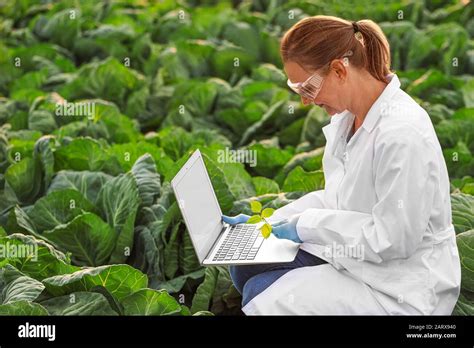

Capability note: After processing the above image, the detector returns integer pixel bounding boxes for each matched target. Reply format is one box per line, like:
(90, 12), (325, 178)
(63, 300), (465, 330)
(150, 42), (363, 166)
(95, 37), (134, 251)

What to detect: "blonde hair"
(280, 15), (393, 83)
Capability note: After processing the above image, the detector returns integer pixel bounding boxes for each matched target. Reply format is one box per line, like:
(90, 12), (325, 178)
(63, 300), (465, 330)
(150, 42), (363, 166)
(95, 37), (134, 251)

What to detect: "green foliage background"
(0, 0), (473, 315)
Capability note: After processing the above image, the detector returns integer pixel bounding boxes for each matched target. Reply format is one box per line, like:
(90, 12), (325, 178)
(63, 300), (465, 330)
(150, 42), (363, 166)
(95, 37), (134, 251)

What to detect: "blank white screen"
(174, 156), (223, 263)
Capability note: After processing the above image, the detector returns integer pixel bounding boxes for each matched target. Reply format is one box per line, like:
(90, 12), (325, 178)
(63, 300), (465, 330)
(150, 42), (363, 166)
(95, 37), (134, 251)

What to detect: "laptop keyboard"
(212, 224), (265, 262)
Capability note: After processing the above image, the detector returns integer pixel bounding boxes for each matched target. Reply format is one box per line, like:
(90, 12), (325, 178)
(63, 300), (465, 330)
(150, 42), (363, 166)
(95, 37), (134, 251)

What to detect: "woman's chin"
(324, 105), (337, 115)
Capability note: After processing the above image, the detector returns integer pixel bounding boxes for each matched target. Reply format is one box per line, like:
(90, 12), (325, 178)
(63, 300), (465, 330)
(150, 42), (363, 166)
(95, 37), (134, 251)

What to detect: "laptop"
(171, 149), (300, 266)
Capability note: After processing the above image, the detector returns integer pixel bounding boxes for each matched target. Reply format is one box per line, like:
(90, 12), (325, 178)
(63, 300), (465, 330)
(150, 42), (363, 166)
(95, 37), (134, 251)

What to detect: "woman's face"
(284, 60), (348, 116)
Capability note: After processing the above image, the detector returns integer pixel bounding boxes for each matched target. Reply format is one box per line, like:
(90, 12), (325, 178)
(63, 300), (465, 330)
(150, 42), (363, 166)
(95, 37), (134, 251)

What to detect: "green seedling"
(246, 200), (275, 238)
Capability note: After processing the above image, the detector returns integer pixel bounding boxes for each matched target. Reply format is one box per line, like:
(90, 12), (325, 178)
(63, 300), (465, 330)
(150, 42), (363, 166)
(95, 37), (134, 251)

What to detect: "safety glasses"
(287, 72), (324, 101)
(287, 51), (353, 101)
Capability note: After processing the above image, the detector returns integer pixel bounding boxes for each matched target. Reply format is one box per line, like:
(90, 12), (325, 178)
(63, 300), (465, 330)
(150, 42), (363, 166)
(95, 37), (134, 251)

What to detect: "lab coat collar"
(322, 73), (401, 144)
(361, 73), (400, 133)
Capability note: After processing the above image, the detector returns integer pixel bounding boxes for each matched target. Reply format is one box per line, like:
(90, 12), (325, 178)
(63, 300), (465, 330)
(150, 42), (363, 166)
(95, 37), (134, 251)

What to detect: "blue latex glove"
(272, 215), (303, 243)
(222, 214), (250, 225)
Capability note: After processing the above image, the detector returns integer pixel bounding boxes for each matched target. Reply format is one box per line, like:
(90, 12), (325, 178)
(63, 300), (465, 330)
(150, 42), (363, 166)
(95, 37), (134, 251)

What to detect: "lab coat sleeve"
(296, 127), (438, 263)
(266, 189), (326, 225)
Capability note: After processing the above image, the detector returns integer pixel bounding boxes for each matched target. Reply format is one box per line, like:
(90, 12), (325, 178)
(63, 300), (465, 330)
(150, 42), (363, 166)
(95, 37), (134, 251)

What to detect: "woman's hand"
(272, 214), (303, 243)
(222, 214), (250, 225)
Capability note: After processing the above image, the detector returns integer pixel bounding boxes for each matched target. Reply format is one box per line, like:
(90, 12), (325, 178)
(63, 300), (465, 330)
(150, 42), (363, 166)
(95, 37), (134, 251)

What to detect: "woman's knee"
(242, 269), (289, 307)
(229, 265), (248, 294)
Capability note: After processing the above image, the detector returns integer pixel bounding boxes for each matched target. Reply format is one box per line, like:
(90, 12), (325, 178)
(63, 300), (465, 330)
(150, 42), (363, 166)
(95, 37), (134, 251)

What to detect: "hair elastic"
(352, 21), (359, 33)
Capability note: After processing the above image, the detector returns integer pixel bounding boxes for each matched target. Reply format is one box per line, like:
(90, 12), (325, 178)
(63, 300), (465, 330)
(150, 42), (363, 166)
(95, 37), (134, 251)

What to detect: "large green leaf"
(453, 292), (474, 316)
(200, 146), (256, 200)
(0, 265), (45, 304)
(252, 176), (280, 195)
(96, 172), (139, 264)
(34, 135), (56, 192)
(28, 189), (96, 232)
(131, 154), (161, 208)
(47, 170), (113, 204)
(0, 300), (48, 315)
(4, 157), (41, 205)
(282, 166), (325, 193)
(6, 205), (40, 238)
(60, 57), (145, 109)
(178, 230), (201, 275)
(150, 268), (205, 294)
(33, 8), (80, 50)
(54, 138), (108, 172)
(43, 212), (116, 266)
(451, 193), (474, 234)
(42, 264), (148, 301)
(164, 222), (181, 280)
(0, 234), (77, 281)
(457, 230), (474, 293)
(191, 266), (239, 315)
(246, 141), (293, 178)
(40, 292), (118, 315)
(120, 288), (183, 315)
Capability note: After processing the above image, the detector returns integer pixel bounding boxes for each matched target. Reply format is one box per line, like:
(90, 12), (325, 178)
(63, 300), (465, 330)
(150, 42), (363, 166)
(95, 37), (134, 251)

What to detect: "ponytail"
(354, 19), (392, 83)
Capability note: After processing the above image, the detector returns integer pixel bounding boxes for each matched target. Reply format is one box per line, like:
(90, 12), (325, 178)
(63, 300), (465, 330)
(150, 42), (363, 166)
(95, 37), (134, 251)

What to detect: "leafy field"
(0, 0), (473, 315)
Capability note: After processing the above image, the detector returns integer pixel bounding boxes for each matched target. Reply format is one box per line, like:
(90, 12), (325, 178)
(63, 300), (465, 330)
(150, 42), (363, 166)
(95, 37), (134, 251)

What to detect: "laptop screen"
(171, 151), (223, 263)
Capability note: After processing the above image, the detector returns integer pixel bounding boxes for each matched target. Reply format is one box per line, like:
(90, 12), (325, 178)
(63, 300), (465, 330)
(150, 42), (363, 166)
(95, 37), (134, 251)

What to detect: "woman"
(222, 15), (461, 315)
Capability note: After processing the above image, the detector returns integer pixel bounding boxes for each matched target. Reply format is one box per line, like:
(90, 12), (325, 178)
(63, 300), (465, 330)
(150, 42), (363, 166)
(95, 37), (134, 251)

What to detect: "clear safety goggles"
(287, 50), (353, 101)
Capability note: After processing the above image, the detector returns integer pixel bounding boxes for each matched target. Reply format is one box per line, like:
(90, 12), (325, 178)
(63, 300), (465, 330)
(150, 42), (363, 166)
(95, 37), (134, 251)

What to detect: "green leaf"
(33, 136), (55, 192)
(282, 166), (325, 193)
(150, 268), (205, 294)
(28, 189), (96, 232)
(60, 57), (145, 109)
(0, 233), (77, 281)
(6, 205), (40, 238)
(43, 212), (116, 266)
(28, 110), (57, 133)
(96, 172), (139, 264)
(261, 223), (272, 239)
(247, 215), (262, 224)
(120, 288), (183, 315)
(33, 8), (80, 50)
(191, 267), (219, 314)
(191, 266), (238, 315)
(54, 138), (108, 172)
(250, 200), (262, 214)
(246, 141), (294, 178)
(47, 170), (113, 204)
(456, 230), (474, 293)
(131, 154), (161, 208)
(199, 147), (256, 200)
(4, 157), (41, 204)
(164, 222), (181, 280)
(461, 78), (474, 108)
(451, 193), (474, 234)
(261, 208), (275, 218)
(0, 265), (45, 304)
(453, 292), (474, 315)
(252, 176), (280, 195)
(40, 292), (118, 315)
(42, 264), (148, 301)
(178, 229), (201, 275)
(0, 300), (48, 315)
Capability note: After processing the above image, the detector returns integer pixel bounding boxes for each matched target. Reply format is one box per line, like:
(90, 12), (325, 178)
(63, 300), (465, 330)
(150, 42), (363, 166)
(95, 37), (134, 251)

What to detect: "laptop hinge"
(203, 223), (228, 262)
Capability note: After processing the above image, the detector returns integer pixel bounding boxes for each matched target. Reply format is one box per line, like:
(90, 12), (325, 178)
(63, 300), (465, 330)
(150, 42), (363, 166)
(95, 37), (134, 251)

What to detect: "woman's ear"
(330, 59), (347, 81)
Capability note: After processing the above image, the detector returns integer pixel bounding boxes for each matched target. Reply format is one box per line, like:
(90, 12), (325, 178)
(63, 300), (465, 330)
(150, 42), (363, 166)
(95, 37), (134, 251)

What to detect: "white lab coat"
(242, 74), (461, 315)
